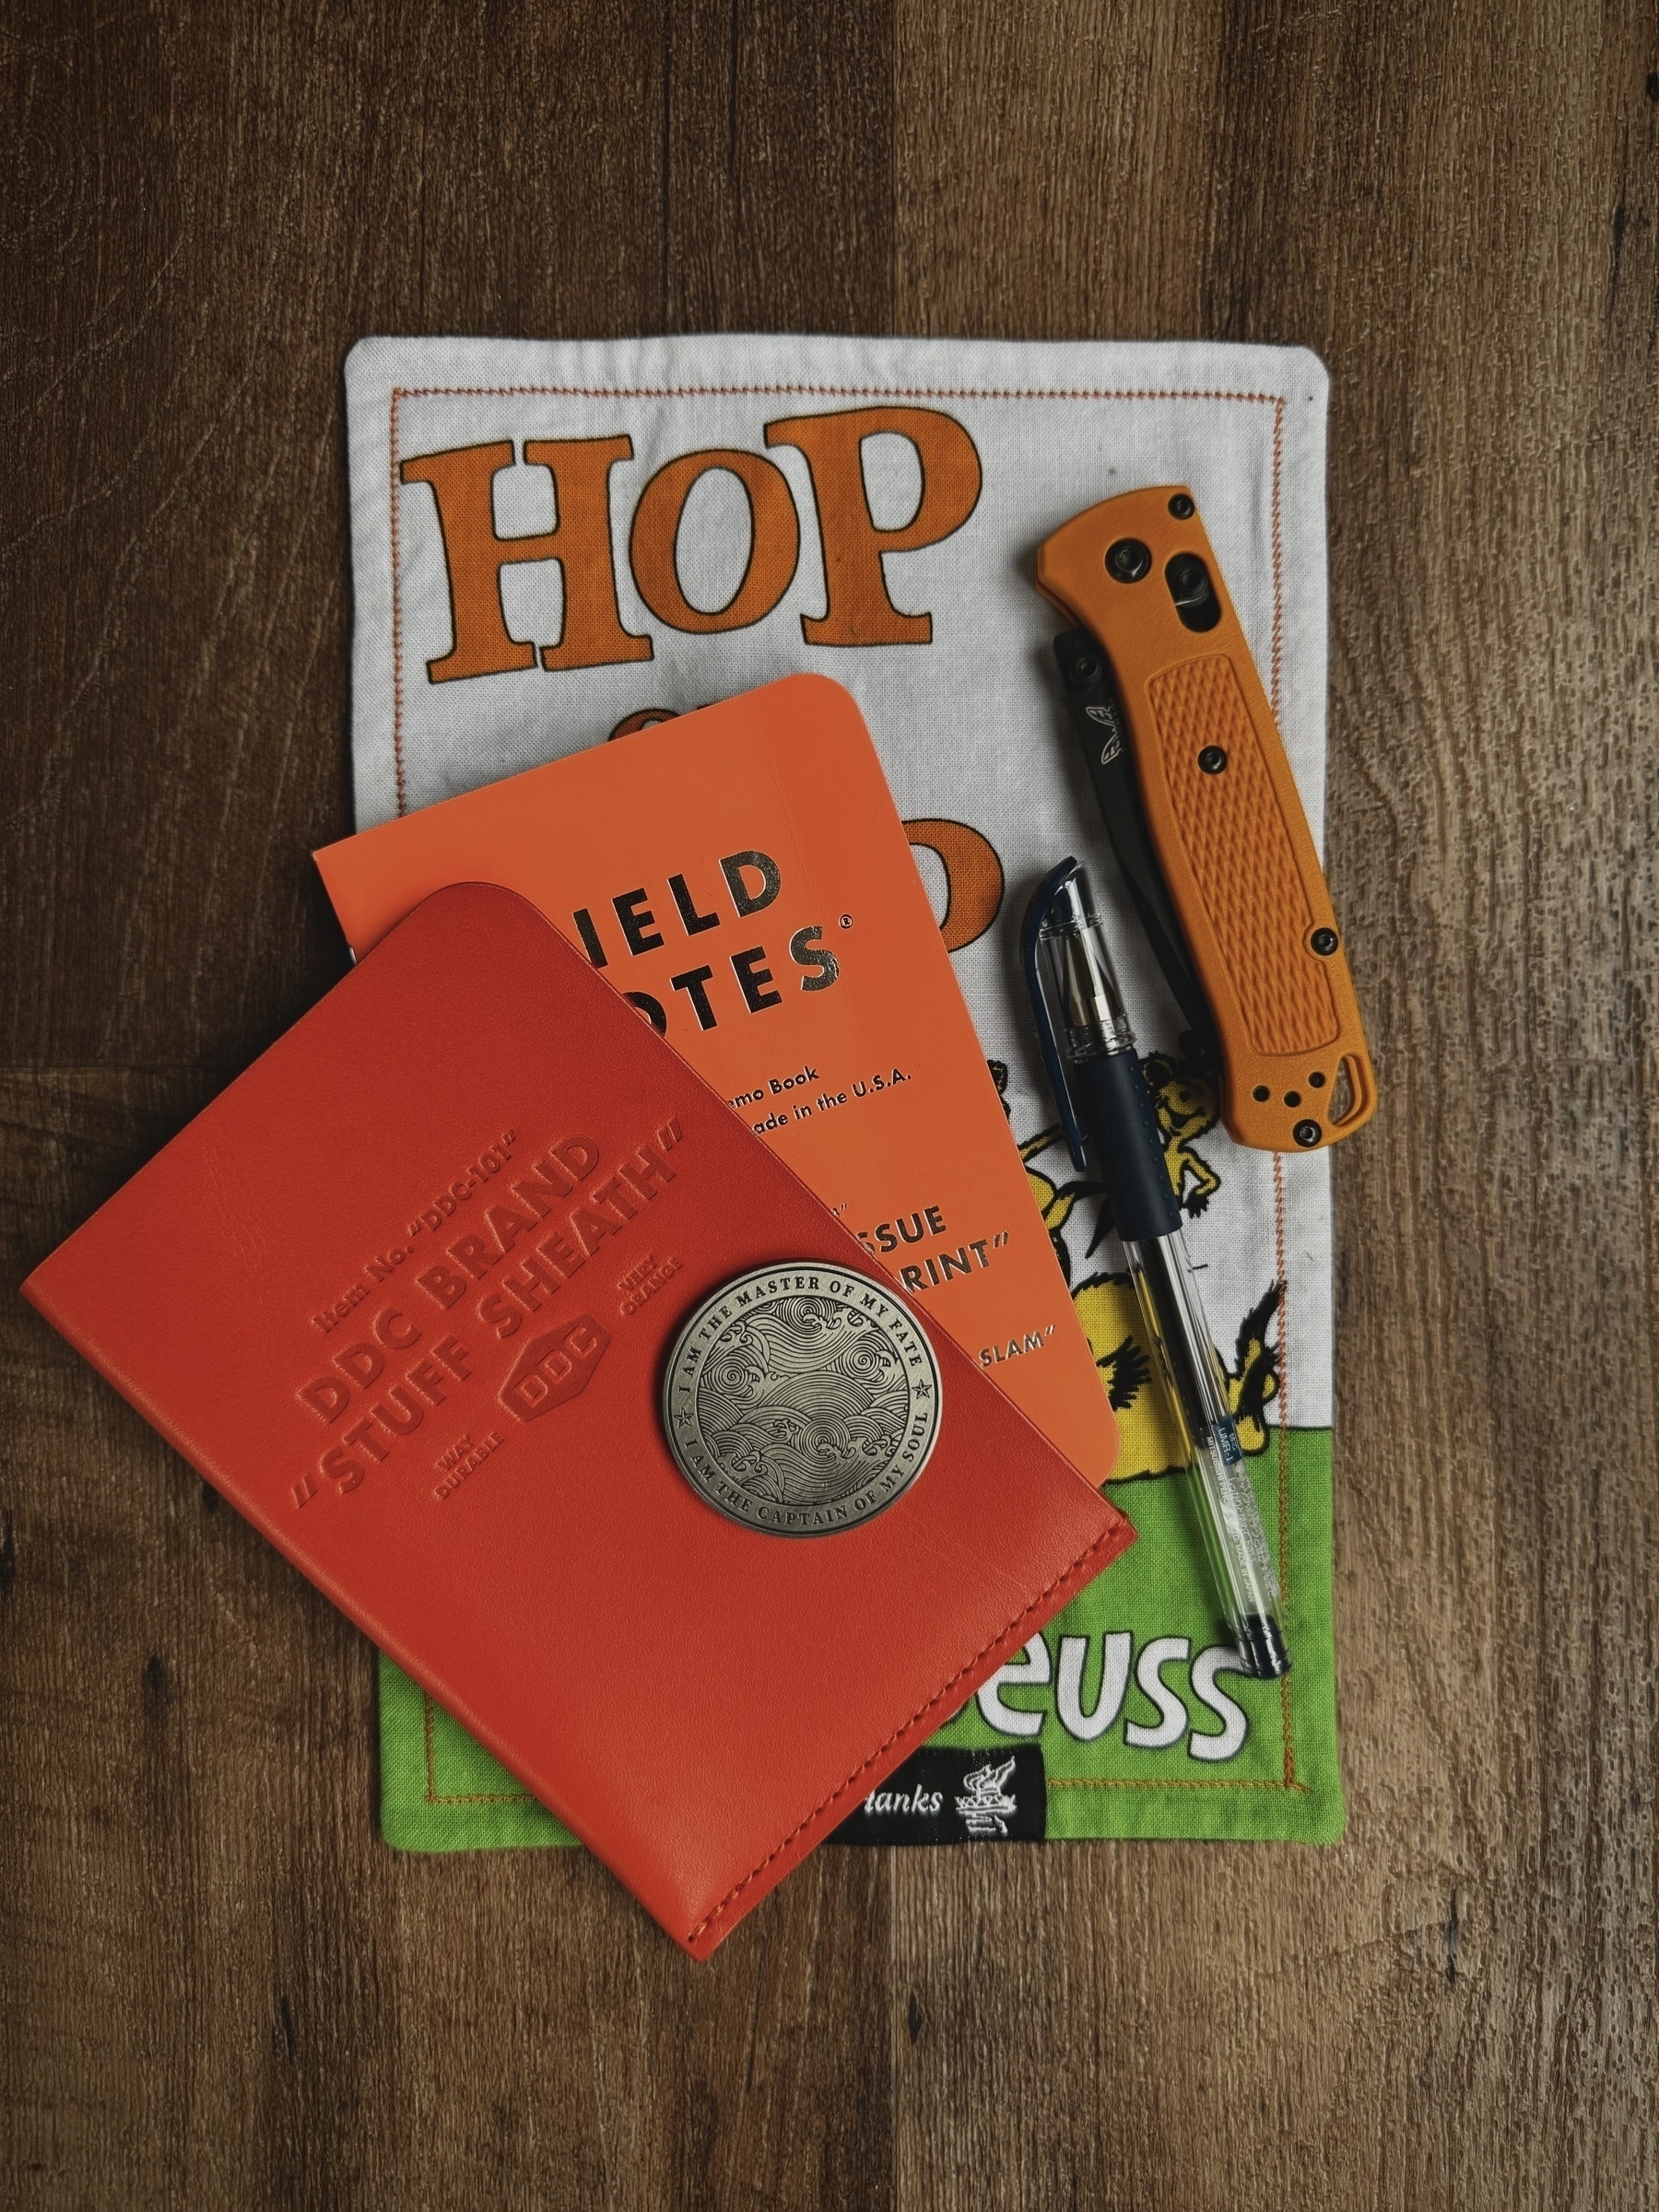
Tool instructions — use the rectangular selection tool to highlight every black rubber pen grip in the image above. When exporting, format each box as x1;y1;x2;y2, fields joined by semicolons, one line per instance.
1076;1050;1182;1243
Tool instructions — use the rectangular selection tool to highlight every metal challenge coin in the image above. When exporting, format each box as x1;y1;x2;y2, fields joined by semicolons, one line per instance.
662;1264;943;1535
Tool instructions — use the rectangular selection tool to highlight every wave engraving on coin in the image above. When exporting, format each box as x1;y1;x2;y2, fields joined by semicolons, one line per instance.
663;1264;943;1535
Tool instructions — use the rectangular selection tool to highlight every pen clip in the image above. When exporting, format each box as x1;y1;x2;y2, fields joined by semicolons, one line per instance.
1020;857;1090;1176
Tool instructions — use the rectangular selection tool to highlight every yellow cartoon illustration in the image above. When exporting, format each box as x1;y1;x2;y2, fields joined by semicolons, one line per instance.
1061;1271;1280;1478
992;1057;1278;1481
1142;1045;1221;1217
1017;1118;1095;1276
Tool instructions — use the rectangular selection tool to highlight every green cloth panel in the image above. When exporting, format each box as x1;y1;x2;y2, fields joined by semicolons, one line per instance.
377;1425;1341;1849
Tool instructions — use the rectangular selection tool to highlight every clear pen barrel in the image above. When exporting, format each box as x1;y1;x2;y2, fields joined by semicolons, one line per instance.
1121;1229;1288;1678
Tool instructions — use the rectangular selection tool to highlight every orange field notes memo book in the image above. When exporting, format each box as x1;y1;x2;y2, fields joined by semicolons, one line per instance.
22;886;1132;1955
315;675;1121;1486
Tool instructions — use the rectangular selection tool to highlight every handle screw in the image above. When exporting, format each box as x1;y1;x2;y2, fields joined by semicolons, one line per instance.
1198;746;1228;774
1310;926;1338;955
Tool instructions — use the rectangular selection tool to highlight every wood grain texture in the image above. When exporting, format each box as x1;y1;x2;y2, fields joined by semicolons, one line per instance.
3;1;1654;2206
897;1;1659;2206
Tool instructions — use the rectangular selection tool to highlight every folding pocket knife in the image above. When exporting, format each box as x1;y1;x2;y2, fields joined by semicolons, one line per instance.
1036;487;1376;1153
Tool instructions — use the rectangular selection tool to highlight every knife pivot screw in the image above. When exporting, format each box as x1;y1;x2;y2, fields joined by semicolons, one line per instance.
1168;493;1195;519
1198;746;1228;774
1293;1120;1322;1147
1310;926;1339;955
1107;537;1152;582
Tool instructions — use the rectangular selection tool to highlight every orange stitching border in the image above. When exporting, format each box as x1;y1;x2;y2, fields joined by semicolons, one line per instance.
387;395;407;818
1273;1150;1295;1783
392;371;1307;1821
1052;1775;1310;1793
686;1519;1126;1947
1283;394;1291;712
385;381;1288;818
392;382;1290;403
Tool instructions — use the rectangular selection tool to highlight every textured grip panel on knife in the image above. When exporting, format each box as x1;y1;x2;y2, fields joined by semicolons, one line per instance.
1147;655;1340;1056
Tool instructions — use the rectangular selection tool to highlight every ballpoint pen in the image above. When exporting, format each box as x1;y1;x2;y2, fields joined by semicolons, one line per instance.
1021;856;1289;1679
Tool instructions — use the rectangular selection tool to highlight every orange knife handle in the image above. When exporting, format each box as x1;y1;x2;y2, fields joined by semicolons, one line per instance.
1037;487;1376;1153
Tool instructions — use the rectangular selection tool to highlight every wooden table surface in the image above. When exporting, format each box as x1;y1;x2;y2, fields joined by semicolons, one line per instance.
4;4;1655;2205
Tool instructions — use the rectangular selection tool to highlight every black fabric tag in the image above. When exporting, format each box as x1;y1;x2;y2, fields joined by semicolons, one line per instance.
830;1746;1047;1844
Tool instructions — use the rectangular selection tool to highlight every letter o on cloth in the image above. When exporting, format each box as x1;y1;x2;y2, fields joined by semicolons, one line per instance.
629;450;801;633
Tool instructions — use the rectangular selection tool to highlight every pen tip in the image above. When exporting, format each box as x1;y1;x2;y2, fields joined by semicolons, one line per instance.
1235;1614;1291;1679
